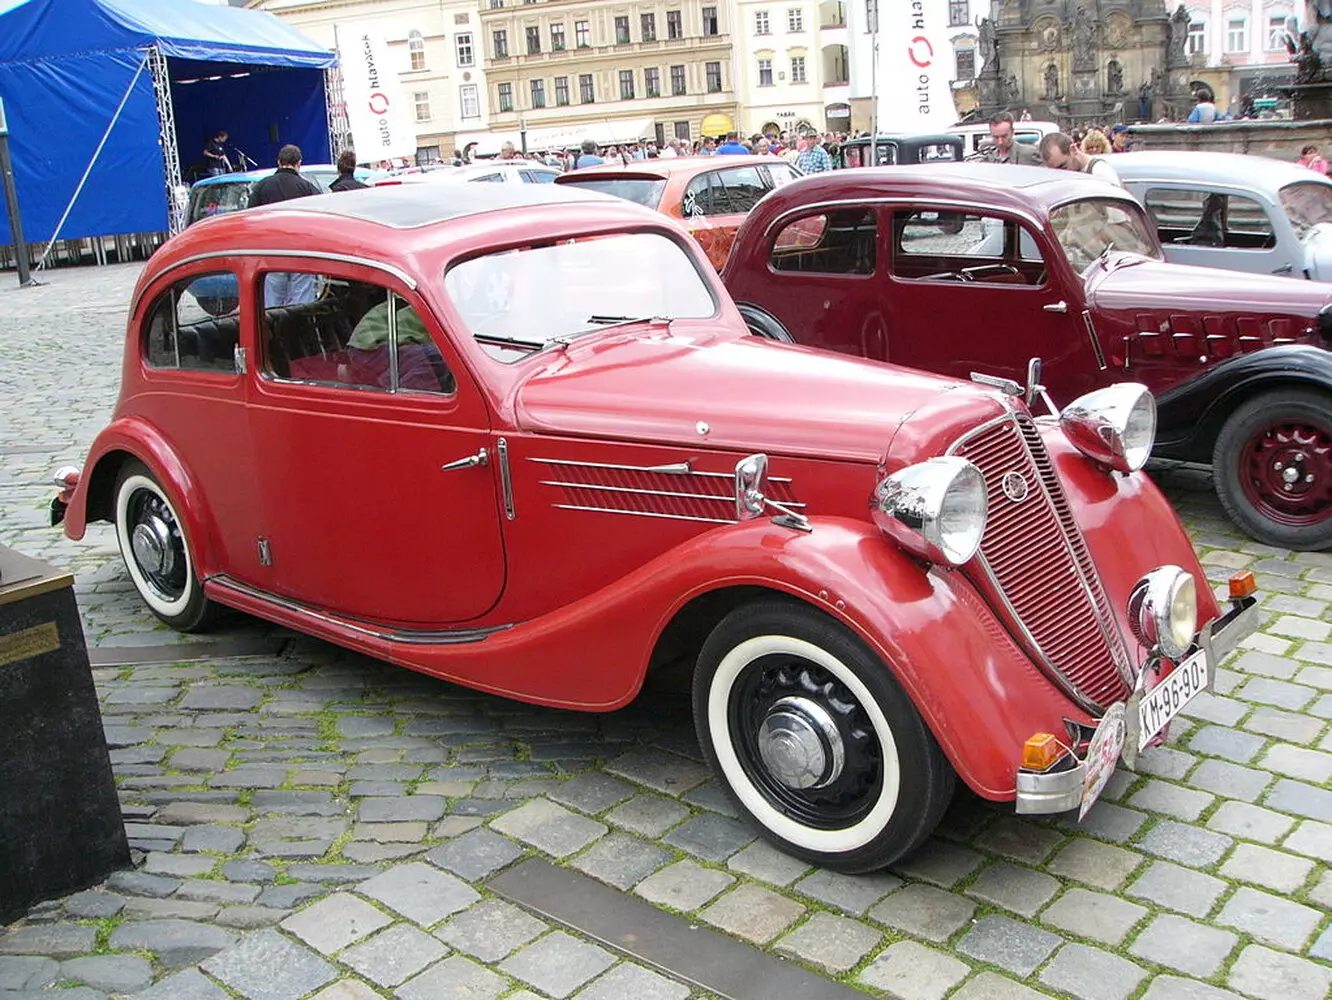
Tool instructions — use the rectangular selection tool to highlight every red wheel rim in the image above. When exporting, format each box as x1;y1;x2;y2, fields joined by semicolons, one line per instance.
1239;418;1332;527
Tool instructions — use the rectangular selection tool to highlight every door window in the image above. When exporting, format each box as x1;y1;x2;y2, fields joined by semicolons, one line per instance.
770;208;877;274
891;211;1046;284
1144;188;1276;249
763;163;800;188
259;273;455;394
143;272;241;373
717;166;768;212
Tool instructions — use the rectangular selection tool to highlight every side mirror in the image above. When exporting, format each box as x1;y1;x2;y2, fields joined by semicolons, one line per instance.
734;454;769;520
1025;357;1044;409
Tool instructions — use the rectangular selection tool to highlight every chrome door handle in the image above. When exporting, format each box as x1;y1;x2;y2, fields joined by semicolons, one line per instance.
441;448;489;471
1272;263;1294;274
1043;301;1068;313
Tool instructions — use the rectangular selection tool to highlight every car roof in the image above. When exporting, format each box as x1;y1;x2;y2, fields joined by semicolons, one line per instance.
1111;150;1332;190
844;133;960;144
556;155;792;182
193;165;341;187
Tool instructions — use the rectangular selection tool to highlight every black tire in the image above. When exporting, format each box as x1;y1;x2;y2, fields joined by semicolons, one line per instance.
737;303;795;343
692;598;954;873
113;461;222;632
1212;389;1332;551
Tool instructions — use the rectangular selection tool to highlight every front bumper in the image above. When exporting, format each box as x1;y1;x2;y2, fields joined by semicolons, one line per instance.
1015;594;1258;815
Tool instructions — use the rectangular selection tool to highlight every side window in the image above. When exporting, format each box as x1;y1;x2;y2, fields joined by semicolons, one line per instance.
891;211;1045;284
718;166;768;213
259;273;455;395
471;172;505;183
771;208;877;274
682;173;718;217
143;273;240;373
1145;188;1276;249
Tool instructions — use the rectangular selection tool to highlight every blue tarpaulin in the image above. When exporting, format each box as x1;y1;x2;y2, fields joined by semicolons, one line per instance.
0;0;335;245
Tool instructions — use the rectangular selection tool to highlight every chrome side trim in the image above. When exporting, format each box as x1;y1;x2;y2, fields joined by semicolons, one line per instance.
207;575;509;645
538;480;806;508
1082;309;1107;370
497;437;515;520
551;504;735;525
528;457;793;484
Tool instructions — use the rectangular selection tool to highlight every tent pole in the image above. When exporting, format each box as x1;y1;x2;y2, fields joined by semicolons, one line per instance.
148;45;183;237
36;50;150;271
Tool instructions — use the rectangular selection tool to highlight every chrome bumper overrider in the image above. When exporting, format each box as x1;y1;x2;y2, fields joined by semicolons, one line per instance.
1016;595;1258;815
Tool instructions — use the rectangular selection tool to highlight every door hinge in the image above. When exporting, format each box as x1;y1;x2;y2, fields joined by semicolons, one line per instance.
257;537;272;566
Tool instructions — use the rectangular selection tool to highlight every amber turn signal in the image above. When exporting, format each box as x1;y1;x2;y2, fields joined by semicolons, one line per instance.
1021;733;1063;771
1228;571;1257;600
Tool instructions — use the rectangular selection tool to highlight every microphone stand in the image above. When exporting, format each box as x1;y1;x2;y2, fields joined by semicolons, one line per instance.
231;147;258;170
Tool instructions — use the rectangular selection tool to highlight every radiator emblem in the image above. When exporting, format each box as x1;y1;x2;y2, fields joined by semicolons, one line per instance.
1001;471;1030;503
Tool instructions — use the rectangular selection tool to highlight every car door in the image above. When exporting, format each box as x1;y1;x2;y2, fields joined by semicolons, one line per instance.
1142;185;1289;277
246;260;505;626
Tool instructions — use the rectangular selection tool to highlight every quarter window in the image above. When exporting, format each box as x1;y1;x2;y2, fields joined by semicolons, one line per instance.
456;32;474;66
1143;188;1276;249
143;273;241;373
770;209;878;274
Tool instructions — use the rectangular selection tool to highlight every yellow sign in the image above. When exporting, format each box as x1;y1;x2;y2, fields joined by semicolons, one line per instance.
0;622;60;668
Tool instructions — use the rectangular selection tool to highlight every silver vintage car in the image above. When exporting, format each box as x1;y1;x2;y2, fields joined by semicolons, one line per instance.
1116;150;1332;281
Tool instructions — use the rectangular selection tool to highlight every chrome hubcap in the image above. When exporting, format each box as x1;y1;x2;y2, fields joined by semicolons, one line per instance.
131;515;176;578
757;696;845;790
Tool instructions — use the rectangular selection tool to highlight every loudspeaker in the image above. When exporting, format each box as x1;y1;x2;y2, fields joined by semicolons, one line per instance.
268;123;280;144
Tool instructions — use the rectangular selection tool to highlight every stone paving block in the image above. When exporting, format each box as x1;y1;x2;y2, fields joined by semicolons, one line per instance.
1243;708;1325;744
1187;759;1272;803
288;864;379;884
177;880;263;905
634;859;734;911
570;831;672;890
1135;746;1197;780
857;940;970;1000
1040;888;1147;946
171;748;231;772
1285;820;1332;862
775;912;881;974
1215;886;1321;951
490;798;609;858
573;963;690;1000
1241;677;1316;711
724;839;810;886
1189;725;1266;763
1233;649;1300;679
358;797;446;823
956;914;1061;977
1063;801;1148;843
216;906;289;929
396;954;506;1000
1179;692;1247;726
1310;869;1332;908
339;924;448;988
1039;943;1146;1000
181;824;246;854
425;828;525;881
132;968;233;1000
351;822;428;844
1138;976;1245;1000
1127;861;1227;917
1296;664;1332;690
1298;642;1332;666
1128;780;1214;821
966;861;1060;917
357;862;479;926
499;930;616;999
951;971;1052;1000
1219;843;1314;893
660;812;755;862
1206;801;1296;844
1266;779;1332;822
106;870;181;898
868;883;976;944
59;955;153;993
1227;944;1332;1000
143;853;215;878
434;899;548;963
1046;839;1142;891
108;919;237;967
64;891;126;919
974;817;1065;864
1128;913;1238;978
698;883;806;944
0;924;97;957
547;773;636;815
0;956;58;990
604;748;709;795
793;868;902;916
889;837;984;887
121;897;221;921
1137;819;1232;868
309;980;384;1000
1262;744;1332;783
1269;615;1332;641
1310;926;1332;962
180;685;264;710
280;891;393;955
259;884;328;910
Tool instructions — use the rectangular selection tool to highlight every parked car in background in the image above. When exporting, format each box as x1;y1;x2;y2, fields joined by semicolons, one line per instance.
834;133;964;168
724;163;1332;549
1115;150;1332;281
555;157;800;271
185;165;373;226
373;161;560;187
49;183;1255;872
949;119;1059;159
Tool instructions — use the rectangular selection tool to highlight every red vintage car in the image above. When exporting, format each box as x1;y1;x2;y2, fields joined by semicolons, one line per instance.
723;164;1332;551
554;156;800;271
52;184;1255;871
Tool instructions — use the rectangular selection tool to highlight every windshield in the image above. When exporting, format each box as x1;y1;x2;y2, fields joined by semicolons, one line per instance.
1279;181;1332;238
1049;197;1159;273
445;231;716;362
554;177;667;207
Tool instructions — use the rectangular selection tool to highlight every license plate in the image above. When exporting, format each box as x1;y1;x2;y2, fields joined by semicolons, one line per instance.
1137;649;1208;751
1079;703;1126;820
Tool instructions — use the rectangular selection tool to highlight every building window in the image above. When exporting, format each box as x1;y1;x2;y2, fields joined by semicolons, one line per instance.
459;84;479;119
645;66;661;96
1187;21;1205;54
620;69;636;98
787;7;802;31
671;63;686;94
493;29;508;58
555;75;570;105
675;120;691;139
489;0;503;10
580;73;595;102
1269;15;1295;50
416;146;441;165
530;79;546;108
706;60;722;91
642;13;657;41
455;32;474;66
526;26;541;54
865;0;877;33
948;0;968;27
413;90;431;121
408;30;426;70
1226;17;1247;53
667;10;683;38
790;54;806;82
497;82;513;111
955;46;975;79
703;6;719;35
616;16;631;43
756;10;770;33
575;20;590;47
757;58;773;85
551;22;566;50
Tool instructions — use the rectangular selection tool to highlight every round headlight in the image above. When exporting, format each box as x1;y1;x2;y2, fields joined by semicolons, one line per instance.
872;457;987;566
1126;566;1198;660
1060;383;1156;473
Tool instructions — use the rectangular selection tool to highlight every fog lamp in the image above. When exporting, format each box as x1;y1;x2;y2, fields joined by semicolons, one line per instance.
1126;566;1198;660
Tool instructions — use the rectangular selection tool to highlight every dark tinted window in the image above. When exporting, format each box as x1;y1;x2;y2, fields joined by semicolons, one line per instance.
771;209;877;274
557;177;667;206
144;273;241;372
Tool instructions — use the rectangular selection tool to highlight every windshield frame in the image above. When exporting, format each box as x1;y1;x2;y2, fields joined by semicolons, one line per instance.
1047;195;1162;275
1278;179;1332;240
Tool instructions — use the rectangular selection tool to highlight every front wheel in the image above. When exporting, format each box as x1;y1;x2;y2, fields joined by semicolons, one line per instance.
1212;389;1332;550
693;599;954;873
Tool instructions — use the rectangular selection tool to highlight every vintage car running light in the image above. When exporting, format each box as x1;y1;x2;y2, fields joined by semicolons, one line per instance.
1021;733;1064;772
1059;383;1156;473
1229;571;1257;600
871;457;987;567
1126;566;1198;660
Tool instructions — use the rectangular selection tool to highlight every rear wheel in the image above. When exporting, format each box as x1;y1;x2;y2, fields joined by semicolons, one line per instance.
693;599;954;872
737;304;795;343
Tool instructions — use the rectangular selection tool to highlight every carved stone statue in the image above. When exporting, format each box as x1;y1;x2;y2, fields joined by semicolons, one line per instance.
977;16;998;74
1305;0;1332;64
1138;79;1153;119
1106;58;1124;94
1004;71;1021;107
1295;30;1325;83
1167;4;1190;66
1072;5;1096;71
1044;62;1060;100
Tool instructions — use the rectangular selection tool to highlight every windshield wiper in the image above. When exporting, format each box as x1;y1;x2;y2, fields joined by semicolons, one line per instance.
474;332;556;351
585;314;666;330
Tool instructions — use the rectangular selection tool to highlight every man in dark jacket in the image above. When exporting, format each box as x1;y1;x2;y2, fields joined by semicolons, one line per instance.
250;144;320;206
329;150;368;192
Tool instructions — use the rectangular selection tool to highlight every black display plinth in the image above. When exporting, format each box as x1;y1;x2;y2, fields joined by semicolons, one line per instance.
0;545;130;925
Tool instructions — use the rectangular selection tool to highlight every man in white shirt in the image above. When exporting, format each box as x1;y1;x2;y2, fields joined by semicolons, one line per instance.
1038;132;1121;186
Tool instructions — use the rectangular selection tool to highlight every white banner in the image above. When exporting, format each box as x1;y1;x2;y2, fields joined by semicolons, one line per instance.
877;0;956;133
334;23;417;161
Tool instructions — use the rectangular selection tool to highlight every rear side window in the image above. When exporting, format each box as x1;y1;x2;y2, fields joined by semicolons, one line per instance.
143;273;240;373
770;209;877;274
1143;188;1275;249
684;167;771;216
555;176;667;207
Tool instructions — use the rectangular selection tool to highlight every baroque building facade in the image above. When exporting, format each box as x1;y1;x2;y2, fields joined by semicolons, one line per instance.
731;0;852;135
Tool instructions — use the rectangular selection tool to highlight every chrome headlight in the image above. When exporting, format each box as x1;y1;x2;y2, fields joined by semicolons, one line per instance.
1060;383;1156;473
1127;566;1198;660
872;457;987;566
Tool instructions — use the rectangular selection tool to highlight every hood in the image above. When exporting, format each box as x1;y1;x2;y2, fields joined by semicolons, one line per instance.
514;326;1008;464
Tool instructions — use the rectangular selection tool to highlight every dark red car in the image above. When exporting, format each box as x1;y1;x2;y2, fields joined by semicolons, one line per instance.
723;163;1332;550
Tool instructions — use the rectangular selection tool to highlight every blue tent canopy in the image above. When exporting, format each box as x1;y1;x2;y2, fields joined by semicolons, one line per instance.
0;0;335;246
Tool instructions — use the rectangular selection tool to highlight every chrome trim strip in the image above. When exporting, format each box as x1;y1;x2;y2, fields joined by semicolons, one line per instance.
208;575;509;645
551;504;735;525
528;457;792;484
498;437;515;520
538;480;806;508
1081;309;1107;370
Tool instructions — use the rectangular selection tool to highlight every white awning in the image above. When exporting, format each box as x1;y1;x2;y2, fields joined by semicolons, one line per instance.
455;117;658;156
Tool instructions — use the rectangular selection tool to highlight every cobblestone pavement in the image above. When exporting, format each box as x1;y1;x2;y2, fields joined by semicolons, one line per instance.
2;263;1331;1000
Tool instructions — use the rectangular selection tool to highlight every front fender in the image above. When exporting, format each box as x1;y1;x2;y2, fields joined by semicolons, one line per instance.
1154;344;1332;461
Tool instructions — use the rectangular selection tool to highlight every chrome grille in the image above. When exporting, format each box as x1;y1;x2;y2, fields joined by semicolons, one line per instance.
951;415;1132;712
